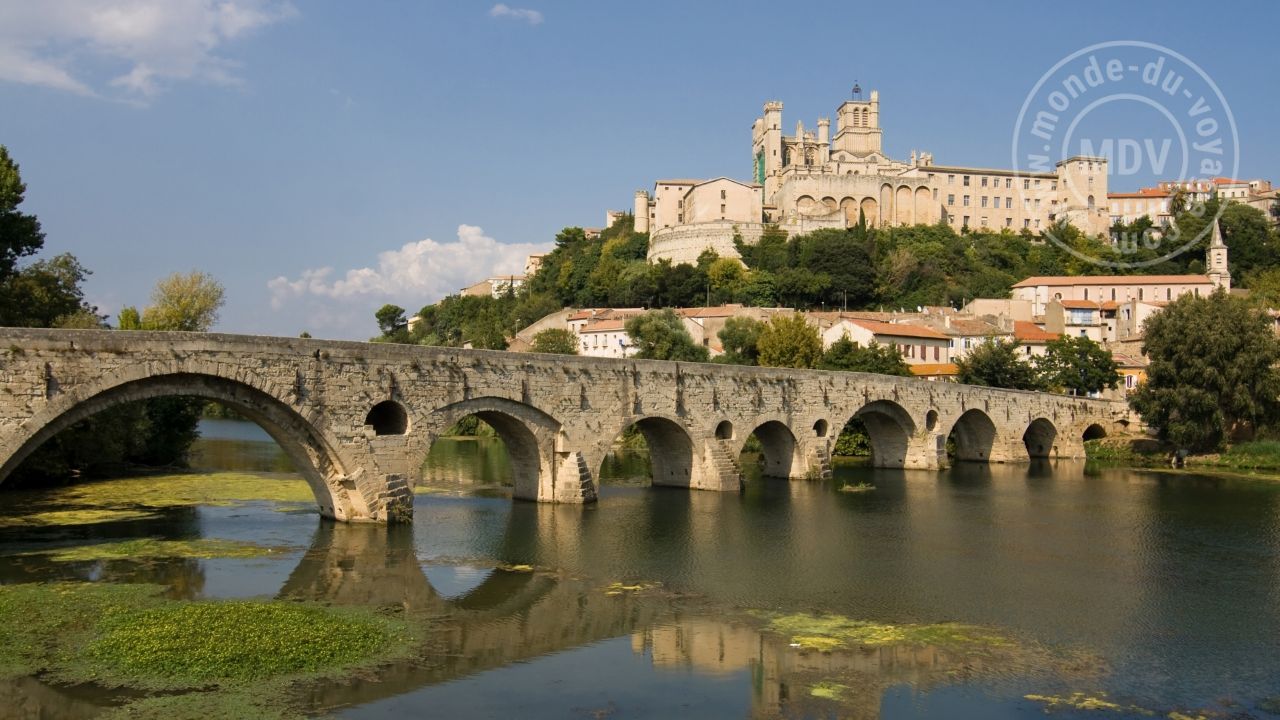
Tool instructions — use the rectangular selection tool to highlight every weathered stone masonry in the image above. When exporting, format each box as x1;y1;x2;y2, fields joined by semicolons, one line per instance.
0;329;1131;522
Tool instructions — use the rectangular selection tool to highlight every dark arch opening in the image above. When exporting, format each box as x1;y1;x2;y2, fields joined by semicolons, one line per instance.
1024;418;1058;458
0;373;352;519
846;400;915;468
947;409;997;463
925;409;939;431
600;417;695;489
365;400;409;436
424;409;545;501
813;419;829;437
741;421;799;479
715;420;734;440
1082;423;1107;441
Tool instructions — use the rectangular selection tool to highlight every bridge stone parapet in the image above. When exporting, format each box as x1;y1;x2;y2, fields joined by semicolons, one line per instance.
0;329;1132;522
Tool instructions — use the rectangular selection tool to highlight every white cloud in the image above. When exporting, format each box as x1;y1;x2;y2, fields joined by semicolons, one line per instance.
0;0;297;99
488;4;543;25
267;224;551;311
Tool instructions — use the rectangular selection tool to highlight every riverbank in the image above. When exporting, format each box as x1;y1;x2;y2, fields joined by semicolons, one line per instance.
1086;438;1280;478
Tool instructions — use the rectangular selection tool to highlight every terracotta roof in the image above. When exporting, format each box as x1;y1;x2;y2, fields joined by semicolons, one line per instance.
567;310;595;321
1100;300;1120;311
910;363;959;376
1109;186;1170;198
847;318;950;340
1059;299;1101;309
941;318;1004;336
1014;321;1059;342
1013;275;1212;288
580;320;628;333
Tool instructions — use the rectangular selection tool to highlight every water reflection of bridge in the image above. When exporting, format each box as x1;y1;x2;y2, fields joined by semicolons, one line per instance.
1;469;1135;718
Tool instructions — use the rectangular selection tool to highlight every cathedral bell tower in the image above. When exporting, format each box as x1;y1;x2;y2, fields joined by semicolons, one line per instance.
1207;217;1231;291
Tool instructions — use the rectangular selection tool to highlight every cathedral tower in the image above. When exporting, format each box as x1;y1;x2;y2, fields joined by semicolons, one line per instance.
832;89;883;157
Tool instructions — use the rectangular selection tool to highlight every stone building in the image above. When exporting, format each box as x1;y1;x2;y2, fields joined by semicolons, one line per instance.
640;90;1112;264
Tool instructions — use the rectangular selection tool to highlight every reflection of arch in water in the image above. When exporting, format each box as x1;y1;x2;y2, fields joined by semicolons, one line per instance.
277;521;554;617
275;515;662;713
0;372;364;520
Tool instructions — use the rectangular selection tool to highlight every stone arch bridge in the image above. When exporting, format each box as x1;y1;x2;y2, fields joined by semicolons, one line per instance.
0;329;1131;522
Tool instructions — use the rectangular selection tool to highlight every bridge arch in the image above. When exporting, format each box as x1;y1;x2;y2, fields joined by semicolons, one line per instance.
850;399;916;468
1082;423;1108;441
741;420;802;478
424;396;563;502
0;370;365;520
600;415;696;489
1024;418;1059;458
946;408;998;463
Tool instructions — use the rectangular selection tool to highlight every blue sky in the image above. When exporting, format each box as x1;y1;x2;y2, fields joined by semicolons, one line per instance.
1;1;1276;339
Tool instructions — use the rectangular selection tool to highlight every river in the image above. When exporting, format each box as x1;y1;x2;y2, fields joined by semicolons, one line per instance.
0;418;1277;718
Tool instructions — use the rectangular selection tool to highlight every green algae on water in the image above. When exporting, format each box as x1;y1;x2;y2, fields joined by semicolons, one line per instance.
757;611;1010;651
0;507;164;527
0;582;414;693
22;538;294;563
809;681;850;700
1023;692;1154;715
0;472;316;527
87;600;406;685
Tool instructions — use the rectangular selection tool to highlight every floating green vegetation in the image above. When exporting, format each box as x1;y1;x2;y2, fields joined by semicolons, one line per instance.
0;507;164;527
603;581;661;596
0;582;413;695
809;681;849;700
0;472;315;527
49;472;316;507
87;601;403;685
497;563;534;573
838;482;874;493
23;538;292;563
758;612;1010;651
1023;692;1153;715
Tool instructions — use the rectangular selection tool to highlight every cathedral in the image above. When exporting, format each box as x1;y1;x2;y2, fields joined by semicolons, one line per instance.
639;90;1113;264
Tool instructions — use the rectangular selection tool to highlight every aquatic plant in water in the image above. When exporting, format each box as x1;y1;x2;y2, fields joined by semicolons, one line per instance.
21;538;293;562
0;581;414;714
758;611;1010;651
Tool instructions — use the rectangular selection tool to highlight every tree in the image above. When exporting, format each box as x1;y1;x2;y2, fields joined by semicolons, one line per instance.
531;328;578;355
117;306;142;330
818;336;912;376
372;304;415;344
716;317;763;365
0;145;44;281
0;253;96;327
1130;290;1280;451
1036;335;1119;395
955;338;1044;390
624;309;709;362
141;271;225;331
757;313;822;369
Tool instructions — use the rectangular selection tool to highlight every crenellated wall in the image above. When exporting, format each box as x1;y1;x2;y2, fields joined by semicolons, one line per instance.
0;329;1131;522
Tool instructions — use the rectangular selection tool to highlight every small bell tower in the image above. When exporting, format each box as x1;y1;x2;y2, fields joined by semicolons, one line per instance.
1206;217;1231;291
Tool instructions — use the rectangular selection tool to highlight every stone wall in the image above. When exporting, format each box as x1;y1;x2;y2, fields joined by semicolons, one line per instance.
0;328;1131;523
